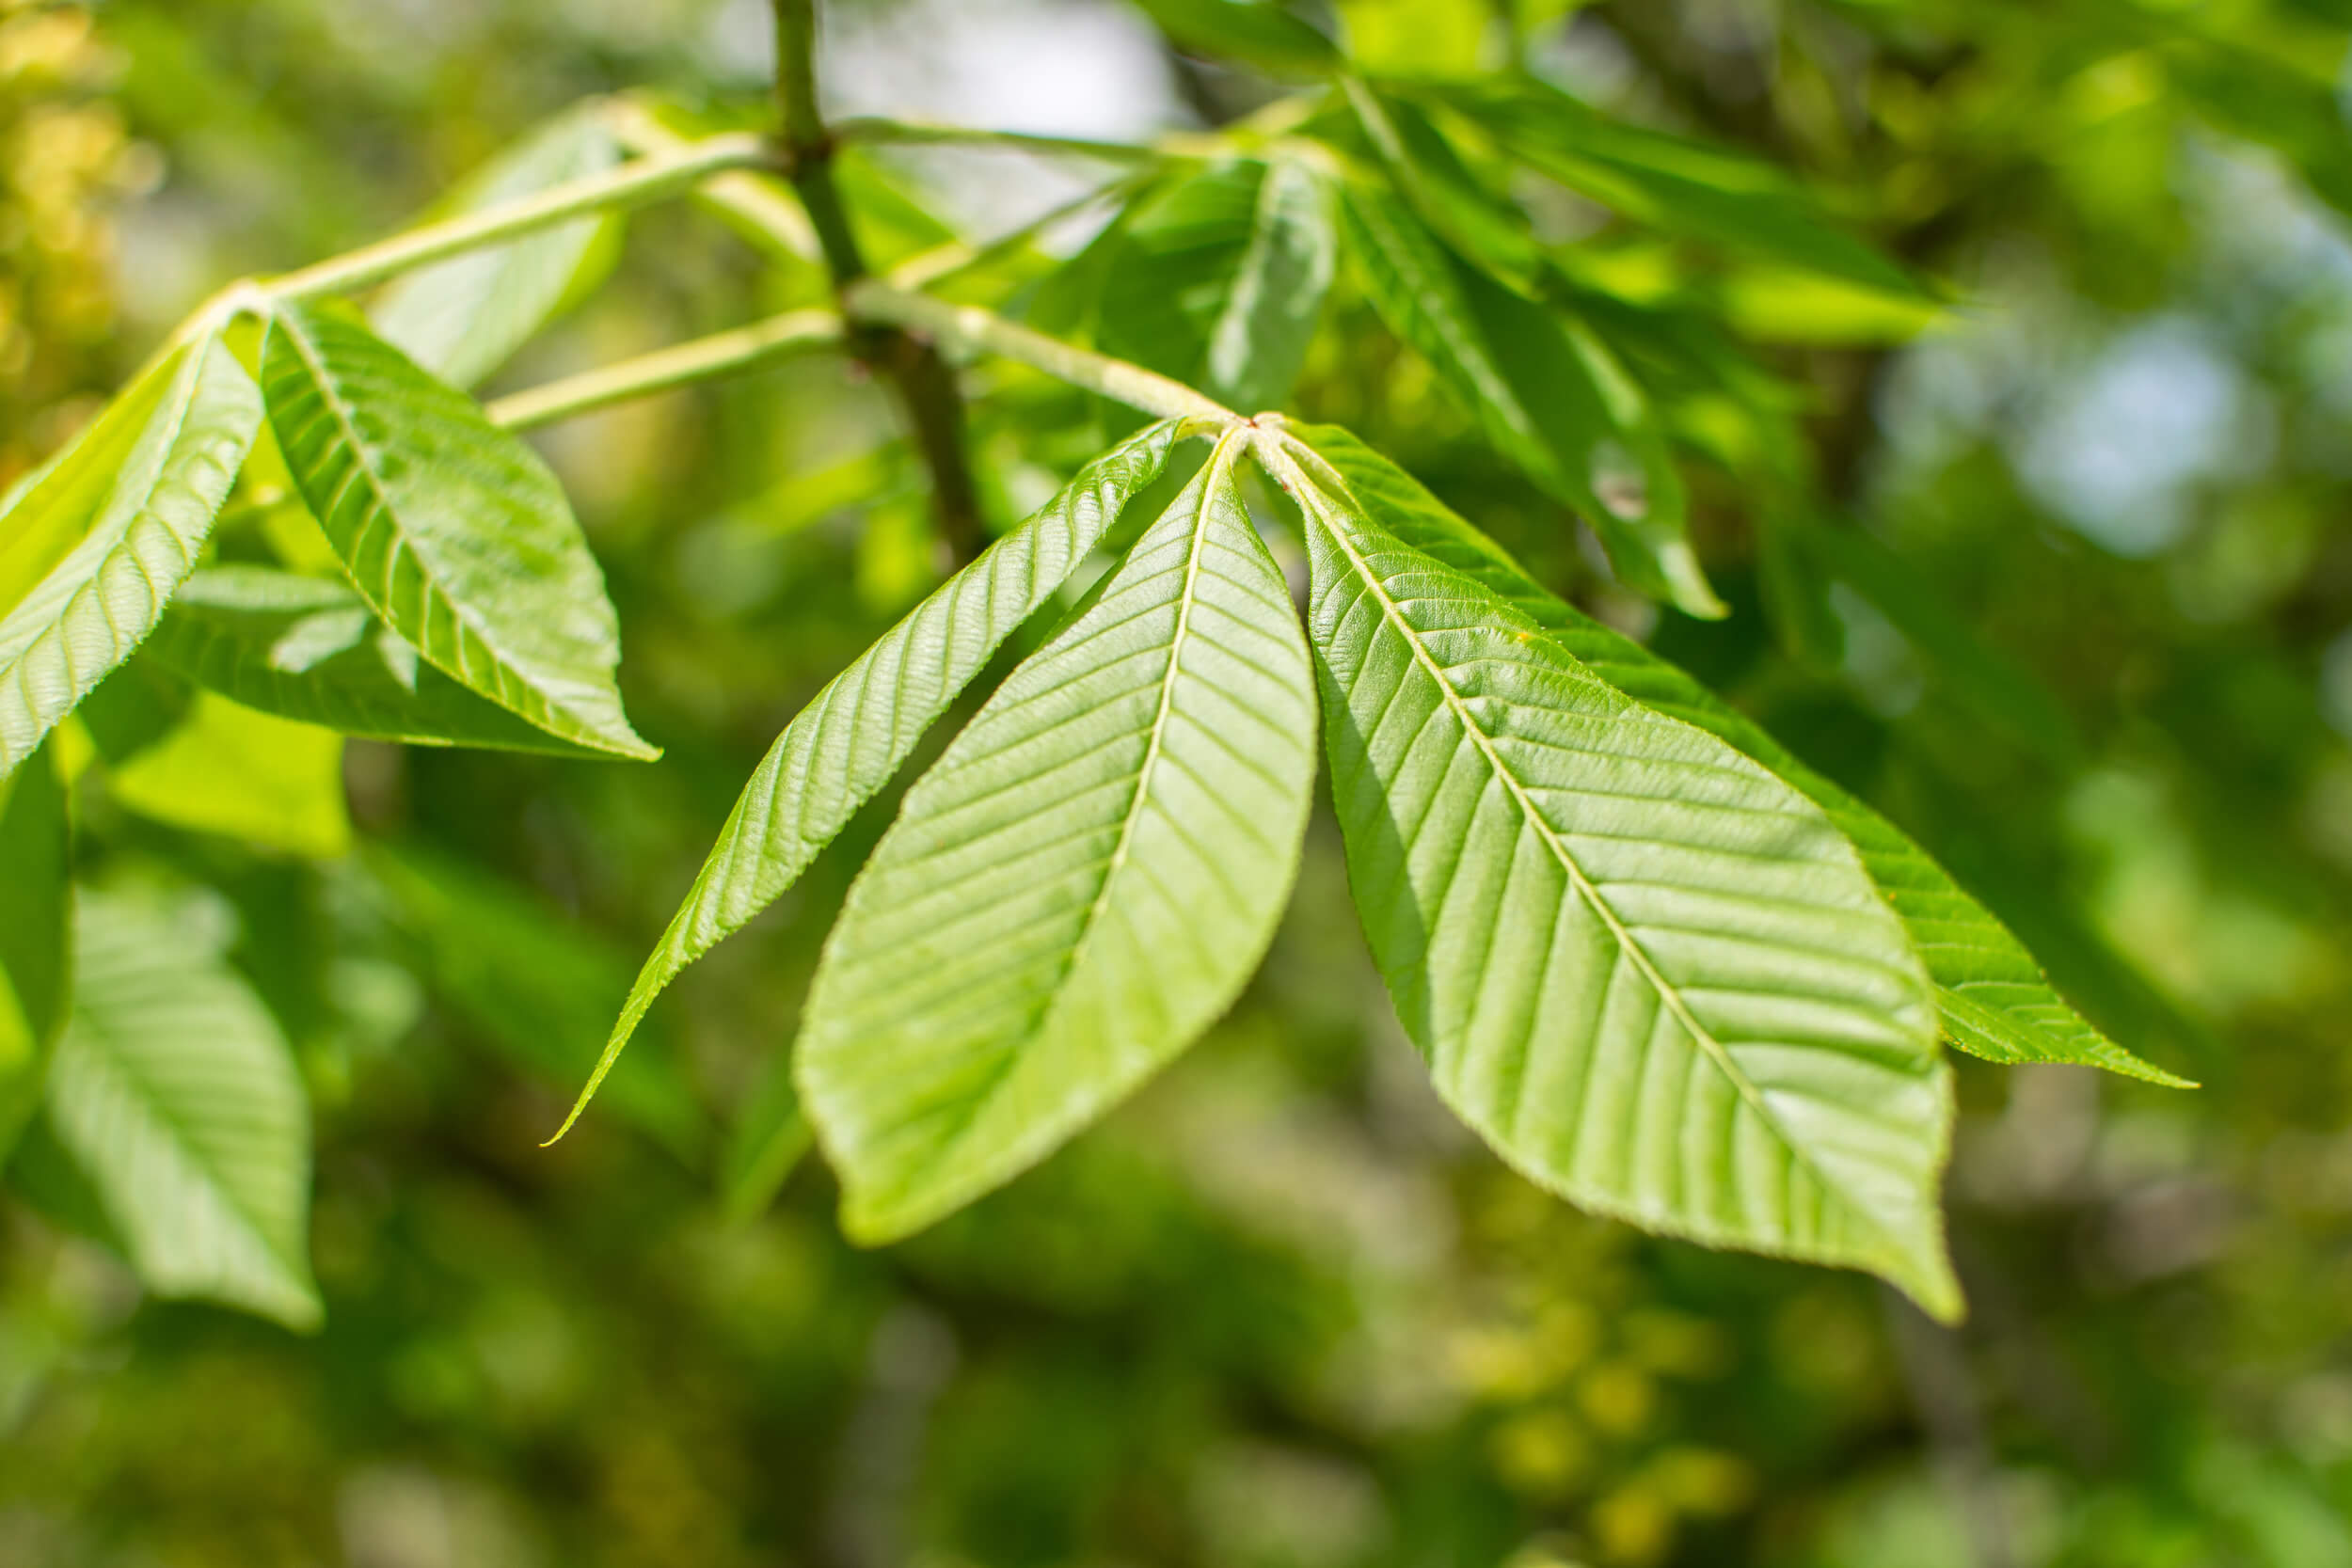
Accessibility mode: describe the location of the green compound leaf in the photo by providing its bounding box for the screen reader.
[556,420,1186,1139]
[0,740,71,1162]
[1095,156,1338,414]
[1279,434,1958,1318]
[370,106,625,390]
[0,332,262,777]
[1298,424,2191,1089]
[798,437,1318,1243]
[146,566,610,754]
[1336,178,1723,620]
[260,300,656,760]
[43,893,321,1329]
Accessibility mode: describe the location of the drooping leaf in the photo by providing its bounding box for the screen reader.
[104,692,353,860]
[797,437,1319,1243]
[1277,433,1960,1317]
[1410,77,1933,302]
[1096,156,1338,414]
[0,332,262,777]
[43,893,321,1329]
[364,844,705,1159]
[0,741,71,1161]
[1336,178,1724,619]
[369,106,625,390]
[557,420,1184,1138]
[145,566,610,755]
[1126,0,1340,76]
[260,301,657,760]
[1297,425,2190,1088]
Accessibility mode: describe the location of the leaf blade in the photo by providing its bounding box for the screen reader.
[43,893,321,1329]
[0,740,71,1161]
[1298,425,2189,1088]
[1281,434,1958,1316]
[0,333,262,776]
[260,301,655,760]
[558,420,1186,1137]
[798,437,1319,1242]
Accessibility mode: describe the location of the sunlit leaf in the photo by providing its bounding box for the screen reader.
[260,301,657,760]
[1337,178,1724,619]
[1279,433,1959,1317]
[798,436,1318,1242]
[369,106,625,390]
[0,741,71,1162]
[146,566,610,754]
[0,332,262,777]
[1412,77,1932,302]
[43,893,321,1329]
[1126,0,1339,75]
[1096,156,1338,414]
[559,420,1184,1139]
[104,692,352,860]
[1299,425,2191,1088]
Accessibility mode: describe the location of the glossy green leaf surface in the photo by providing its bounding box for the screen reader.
[1281,435,1958,1316]
[1336,179,1723,619]
[798,438,1318,1243]
[369,107,625,390]
[43,894,320,1329]
[260,301,655,759]
[1298,425,2189,1088]
[0,741,70,1162]
[1095,156,1337,414]
[560,421,1185,1137]
[146,566,608,754]
[0,333,262,777]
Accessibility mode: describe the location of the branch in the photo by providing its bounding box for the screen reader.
[771,0,985,564]
[268,132,771,302]
[484,309,844,431]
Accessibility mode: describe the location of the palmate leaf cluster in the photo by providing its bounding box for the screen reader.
[0,0,2198,1332]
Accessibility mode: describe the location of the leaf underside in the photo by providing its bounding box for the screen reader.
[43,895,320,1329]
[146,566,608,755]
[0,333,262,777]
[797,437,1320,1243]
[1299,425,2188,1088]
[558,420,1186,1138]
[260,301,655,760]
[1285,436,1959,1316]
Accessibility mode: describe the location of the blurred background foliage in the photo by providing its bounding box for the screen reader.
[3,0,2352,1563]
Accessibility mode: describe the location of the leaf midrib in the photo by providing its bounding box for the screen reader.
[273,309,607,746]
[1281,436,1895,1230]
[886,433,1248,1188]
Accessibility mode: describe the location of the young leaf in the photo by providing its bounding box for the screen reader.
[1297,425,2190,1087]
[1336,179,1724,619]
[0,741,71,1162]
[145,566,612,754]
[798,437,1318,1243]
[260,301,657,760]
[1096,156,1338,414]
[1126,0,1340,76]
[104,693,353,860]
[1411,78,1931,302]
[0,332,262,777]
[369,107,625,390]
[1277,436,1960,1317]
[556,420,1184,1139]
[43,893,321,1329]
